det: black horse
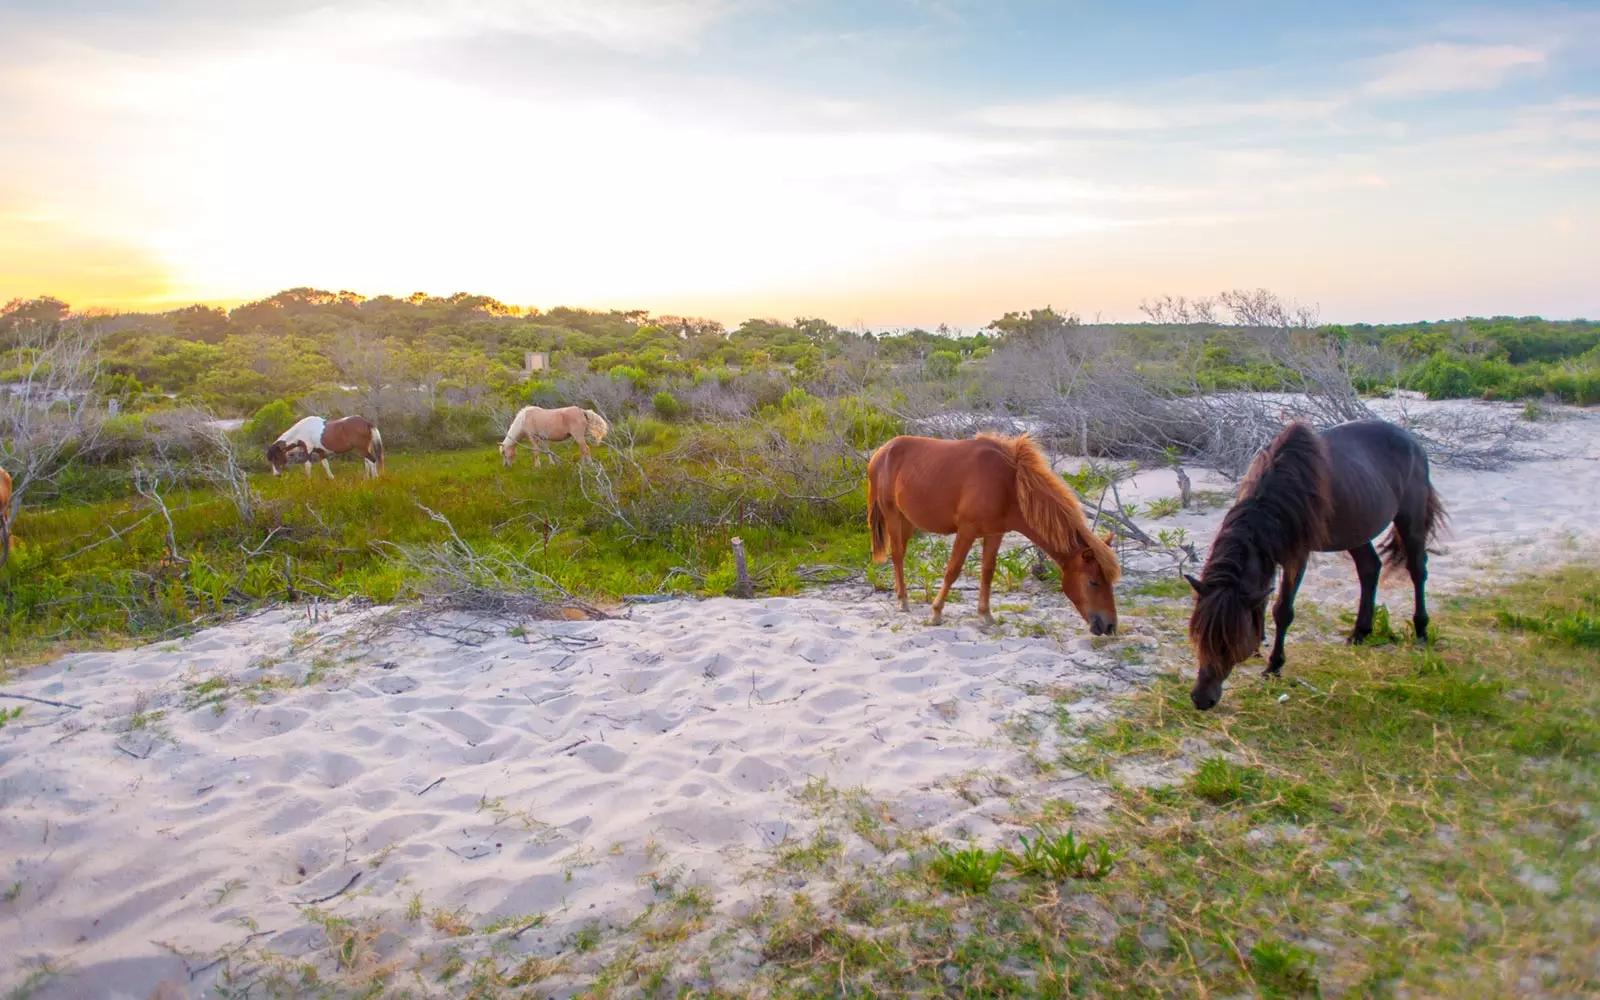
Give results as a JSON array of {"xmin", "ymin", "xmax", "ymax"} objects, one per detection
[{"xmin": 1187, "ymin": 419, "xmax": 1447, "ymax": 711}]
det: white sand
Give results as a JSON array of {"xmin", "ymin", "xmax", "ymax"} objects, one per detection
[{"xmin": 2, "ymin": 398, "xmax": 1596, "ymax": 998}]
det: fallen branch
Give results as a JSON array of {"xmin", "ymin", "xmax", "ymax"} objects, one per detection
[
  {"xmin": 296, "ymin": 871, "xmax": 361, "ymax": 906},
  {"xmin": 0, "ymin": 692, "xmax": 83, "ymax": 710}
]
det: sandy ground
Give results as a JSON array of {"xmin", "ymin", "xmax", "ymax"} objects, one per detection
[{"xmin": 2, "ymin": 399, "xmax": 1596, "ymax": 998}]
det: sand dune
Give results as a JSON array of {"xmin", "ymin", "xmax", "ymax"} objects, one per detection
[{"xmin": 2, "ymin": 399, "xmax": 1596, "ymax": 998}]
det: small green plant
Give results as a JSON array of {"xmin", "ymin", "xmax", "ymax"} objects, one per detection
[
  {"xmin": 0, "ymin": 706, "xmax": 22, "ymax": 731},
  {"xmin": 405, "ymin": 893, "xmax": 424, "ymax": 922},
  {"xmin": 1250, "ymin": 936, "xmax": 1320, "ymax": 996},
  {"xmin": 3, "ymin": 880, "xmax": 21, "ymax": 903},
  {"xmin": 571, "ymin": 921, "xmax": 602, "ymax": 952},
  {"xmin": 1006, "ymin": 830, "xmax": 1121, "ymax": 880},
  {"xmin": 183, "ymin": 675, "xmax": 232, "ymax": 714},
  {"xmin": 1497, "ymin": 608, "xmax": 1600, "ymax": 648},
  {"xmin": 1189, "ymin": 756, "xmax": 1262, "ymax": 807},
  {"xmin": 1133, "ymin": 575, "xmax": 1191, "ymax": 599},
  {"xmin": 208, "ymin": 878, "xmax": 247, "ymax": 907},
  {"xmin": 1142, "ymin": 496, "xmax": 1182, "ymax": 519},
  {"xmin": 651, "ymin": 390, "xmax": 682, "ymax": 420},
  {"xmin": 929, "ymin": 844, "xmax": 1006, "ymax": 894}
]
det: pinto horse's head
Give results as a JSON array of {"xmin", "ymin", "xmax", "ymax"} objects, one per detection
[
  {"xmin": 1186, "ymin": 571, "xmax": 1272, "ymax": 711},
  {"xmin": 1060, "ymin": 530, "xmax": 1120, "ymax": 636},
  {"xmin": 266, "ymin": 440, "xmax": 307, "ymax": 476}
]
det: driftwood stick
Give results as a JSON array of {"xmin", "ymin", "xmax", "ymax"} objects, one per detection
[
  {"xmin": 0, "ymin": 692, "xmax": 83, "ymax": 710},
  {"xmin": 730, "ymin": 536, "xmax": 755, "ymax": 598}
]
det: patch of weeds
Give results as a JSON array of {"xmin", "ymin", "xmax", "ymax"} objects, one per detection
[
  {"xmin": 1143, "ymin": 496, "xmax": 1182, "ymax": 519},
  {"xmin": 929, "ymin": 844, "xmax": 1006, "ymax": 894},
  {"xmin": 1005, "ymin": 829, "xmax": 1120, "ymax": 880},
  {"xmin": 429, "ymin": 907, "xmax": 473, "ymax": 937},
  {"xmin": 0, "ymin": 705, "xmax": 23, "ymax": 731},
  {"xmin": 1133, "ymin": 575, "xmax": 1191, "ymax": 599},
  {"xmin": 404, "ymin": 893, "xmax": 423, "ymax": 922},
  {"xmin": 571, "ymin": 920, "xmax": 603, "ymax": 953},
  {"xmin": 1250, "ymin": 936, "xmax": 1321, "ymax": 997},
  {"xmin": 1376, "ymin": 670, "xmax": 1502, "ymax": 718},
  {"xmin": 182, "ymin": 675, "xmax": 233, "ymax": 714},
  {"xmin": 1497, "ymin": 608, "xmax": 1600, "ymax": 648},
  {"xmin": 3, "ymin": 880, "xmax": 21, "ymax": 903},
  {"xmin": 208, "ymin": 877, "xmax": 247, "ymax": 907},
  {"xmin": 1189, "ymin": 757, "xmax": 1264, "ymax": 807},
  {"xmin": 774, "ymin": 828, "xmax": 843, "ymax": 872},
  {"xmin": 481, "ymin": 911, "xmax": 544, "ymax": 935}
]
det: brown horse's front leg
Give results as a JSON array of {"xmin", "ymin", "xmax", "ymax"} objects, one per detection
[
  {"xmin": 978, "ymin": 534, "xmax": 1002, "ymax": 625},
  {"xmin": 930, "ymin": 530, "xmax": 976, "ymax": 625}
]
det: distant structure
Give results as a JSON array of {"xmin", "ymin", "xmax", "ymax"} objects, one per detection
[{"xmin": 523, "ymin": 351, "xmax": 550, "ymax": 379}]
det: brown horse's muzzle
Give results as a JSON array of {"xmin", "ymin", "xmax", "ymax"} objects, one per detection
[{"xmin": 1089, "ymin": 614, "xmax": 1116, "ymax": 636}]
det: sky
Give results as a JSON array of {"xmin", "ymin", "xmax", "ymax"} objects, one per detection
[{"xmin": 0, "ymin": 0, "xmax": 1596, "ymax": 328}]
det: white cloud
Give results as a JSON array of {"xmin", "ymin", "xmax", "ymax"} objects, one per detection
[
  {"xmin": 1360, "ymin": 43, "xmax": 1544, "ymax": 97},
  {"xmin": 973, "ymin": 96, "xmax": 1340, "ymax": 131}
]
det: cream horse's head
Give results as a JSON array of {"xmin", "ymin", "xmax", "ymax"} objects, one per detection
[
  {"xmin": 499, "ymin": 437, "xmax": 518, "ymax": 468},
  {"xmin": 584, "ymin": 410, "xmax": 610, "ymax": 443}
]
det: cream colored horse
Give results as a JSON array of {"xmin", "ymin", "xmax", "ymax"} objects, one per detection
[{"xmin": 500, "ymin": 406, "xmax": 610, "ymax": 468}]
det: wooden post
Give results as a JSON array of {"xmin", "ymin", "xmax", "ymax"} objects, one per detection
[
  {"xmin": 1176, "ymin": 465, "xmax": 1192, "ymax": 509},
  {"xmin": 730, "ymin": 537, "xmax": 754, "ymax": 598}
]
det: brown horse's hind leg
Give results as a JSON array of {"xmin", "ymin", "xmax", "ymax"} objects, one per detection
[
  {"xmin": 930, "ymin": 528, "xmax": 977, "ymax": 625},
  {"xmin": 1266, "ymin": 557, "xmax": 1306, "ymax": 675},
  {"xmin": 889, "ymin": 517, "xmax": 911, "ymax": 613},
  {"xmin": 978, "ymin": 534, "xmax": 1002, "ymax": 625},
  {"xmin": 1347, "ymin": 543, "xmax": 1381, "ymax": 644}
]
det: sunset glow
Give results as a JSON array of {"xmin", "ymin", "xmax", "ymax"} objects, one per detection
[{"xmin": 2, "ymin": 1, "xmax": 1597, "ymax": 325}]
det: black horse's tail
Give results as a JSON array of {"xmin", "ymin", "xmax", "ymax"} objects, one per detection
[{"xmin": 1380, "ymin": 482, "xmax": 1447, "ymax": 573}]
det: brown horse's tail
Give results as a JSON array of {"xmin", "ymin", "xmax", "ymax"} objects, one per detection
[
  {"xmin": 369, "ymin": 425, "xmax": 384, "ymax": 475},
  {"xmin": 867, "ymin": 447, "xmax": 889, "ymax": 563},
  {"xmin": 1009, "ymin": 435, "xmax": 1120, "ymax": 583}
]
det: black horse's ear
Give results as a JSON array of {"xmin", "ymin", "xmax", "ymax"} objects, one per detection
[{"xmin": 1185, "ymin": 574, "xmax": 1206, "ymax": 594}]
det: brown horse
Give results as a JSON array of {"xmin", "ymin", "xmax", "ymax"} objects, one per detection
[
  {"xmin": 867, "ymin": 433, "xmax": 1121, "ymax": 633},
  {"xmin": 1187, "ymin": 419, "xmax": 1446, "ymax": 711},
  {"xmin": 266, "ymin": 415, "xmax": 385, "ymax": 478},
  {"xmin": 500, "ymin": 405, "xmax": 610, "ymax": 468},
  {"xmin": 0, "ymin": 464, "xmax": 12, "ymax": 558}
]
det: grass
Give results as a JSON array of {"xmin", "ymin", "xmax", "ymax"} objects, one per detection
[
  {"xmin": 0, "ymin": 436, "xmax": 875, "ymax": 667},
  {"xmin": 734, "ymin": 565, "xmax": 1600, "ymax": 998}
]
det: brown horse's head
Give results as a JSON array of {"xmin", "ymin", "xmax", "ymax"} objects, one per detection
[
  {"xmin": 1060, "ymin": 530, "xmax": 1119, "ymax": 636},
  {"xmin": 1186, "ymin": 570, "xmax": 1273, "ymax": 710}
]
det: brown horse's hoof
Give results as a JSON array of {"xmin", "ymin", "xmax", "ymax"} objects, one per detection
[
  {"xmin": 980, "ymin": 613, "xmax": 995, "ymax": 626},
  {"xmin": 928, "ymin": 611, "xmax": 943, "ymax": 626}
]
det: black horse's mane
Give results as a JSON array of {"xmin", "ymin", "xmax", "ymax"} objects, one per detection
[{"xmin": 1189, "ymin": 422, "xmax": 1333, "ymax": 664}]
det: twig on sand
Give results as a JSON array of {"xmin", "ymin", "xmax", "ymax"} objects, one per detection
[
  {"xmin": 0, "ymin": 692, "xmax": 83, "ymax": 710},
  {"xmin": 296, "ymin": 871, "xmax": 361, "ymax": 906},
  {"xmin": 416, "ymin": 777, "xmax": 446, "ymax": 796},
  {"xmin": 508, "ymin": 917, "xmax": 546, "ymax": 940}
]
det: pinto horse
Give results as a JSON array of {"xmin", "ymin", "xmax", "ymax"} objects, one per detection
[
  {"xmin": 500, "ymin": 406, "xmax": 610, "ymax": 468},
  {"xmin": 266, "ymin": 415, "xmax": 385, "ymax": 479},
  {"xmin": 867, "ymin": 433, "xmax": 1121, "ymax": 633},
  {"xmin": 1187, "ymin": 419, "xmax": 1446, "ymax": 711}
]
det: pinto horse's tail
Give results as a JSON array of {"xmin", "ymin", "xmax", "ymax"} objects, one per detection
[
  {"xmin": 866, "ymin": 444, "xmax": 889, "ymax": 563},
  {"xmin": 370, "ymin": 426, "xmax": 385, "ymax": 475}
]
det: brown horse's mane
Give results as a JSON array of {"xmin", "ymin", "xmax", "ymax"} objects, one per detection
[
  {"xmin": 979, "ymin": 432, "xmax": 1121, "ymax": 583},
  {"xmin": 1189, "ymin": 421, "xmax": 1332, "ymax": 663}
]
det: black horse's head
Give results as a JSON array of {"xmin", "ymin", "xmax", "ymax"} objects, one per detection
[{"xmin": 1186, "ymin": 570, "xmax": 1271, "ymax": 711}]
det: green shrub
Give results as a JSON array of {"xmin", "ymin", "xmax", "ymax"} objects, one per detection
[
  {"xmin": 925, "ymin": 350, "xmax": 961, "ymax": 380},
  {"xmin": 652, "ymin": 391, "xmax": 683, "ymax": 421},
  {"xmin": 245, "ymin": 399, "xmax": 297, "ymax": 449}
]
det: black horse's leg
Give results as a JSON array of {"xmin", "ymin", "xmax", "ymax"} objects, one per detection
[
  {"xmin": 1399, "ymin": 517, "xmax": 1431, "ymax": 643},
  {"xmin": 1266, "ymin": 557, "xmax": 1307, "ymax": 676},
  {"xmin": 1347, "ymin": 542, "xmax": 1381, "ymax": 645}
]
